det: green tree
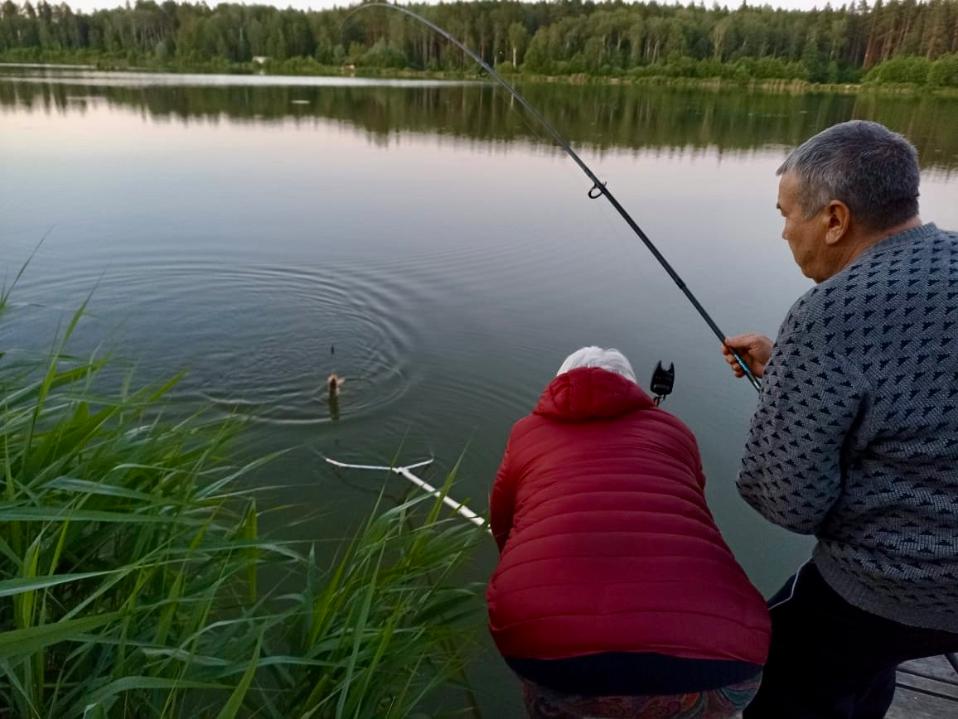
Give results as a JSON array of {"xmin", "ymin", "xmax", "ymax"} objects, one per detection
[
  {"xmin": 2, "ymin": 0, "xmax": 957, "ymax": 83},
  {"xmin": 507, "ymin": 20, "xmax": 527, "ymax": 68},
  {"xmin": 928, "ymin": 52, "xmax": 958, "ymax": 86}
]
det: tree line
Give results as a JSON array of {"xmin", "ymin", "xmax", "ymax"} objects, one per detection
[{"xmin": 1, "ymin": 0, "xmax": 957, "ymax": 85}]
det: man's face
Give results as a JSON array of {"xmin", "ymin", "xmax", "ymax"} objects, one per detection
[{"xmin": 777, "ymin": 172, "xmax": 831, "ymax": 282}]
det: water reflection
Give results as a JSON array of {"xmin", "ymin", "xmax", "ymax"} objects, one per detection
[
  {"xmin": 3, "ymin": 66, "xmax": 957, "ymax": 719},
  {"xmin": 2, "ymin": 69, "xmax": 956, "ymax": 172}
]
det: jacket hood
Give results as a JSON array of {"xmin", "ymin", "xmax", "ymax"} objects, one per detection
[{"xmin": 534, "ymin": 366, "xmax": 654, "ymax": 421}]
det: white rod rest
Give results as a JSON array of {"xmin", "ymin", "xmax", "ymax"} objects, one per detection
[{"xmin": 324, "ymin": 456, "xmax": 489, "ymax": 530}]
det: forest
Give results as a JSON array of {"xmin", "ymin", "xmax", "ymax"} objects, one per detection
[{"xmin": 1, "ymin": 0, "xmax": 957, "ymax": 85}]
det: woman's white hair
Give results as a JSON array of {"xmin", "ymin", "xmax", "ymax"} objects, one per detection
[{"xmin": 557, "ymin": 346, "xmax": 637, "ymax": 384}]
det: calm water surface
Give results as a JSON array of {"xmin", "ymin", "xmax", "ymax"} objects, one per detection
[{"xmin": 2, "ymin": 66, "xmax": 957, "ymax": 715}]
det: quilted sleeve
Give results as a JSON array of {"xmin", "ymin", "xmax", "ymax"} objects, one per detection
[{"xmin": 489, "ymin": 438, "xmax": 518, "ymax": 553}]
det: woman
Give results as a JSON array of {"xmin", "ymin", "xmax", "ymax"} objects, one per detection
[{"xmin": 487, "ymin": 347, "xmax": 770, "ymax": 719}]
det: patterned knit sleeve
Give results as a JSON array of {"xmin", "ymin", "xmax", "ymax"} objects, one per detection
[{"xmin": 737, "ymin": 293, "xmax": 868, "ymax": 535}]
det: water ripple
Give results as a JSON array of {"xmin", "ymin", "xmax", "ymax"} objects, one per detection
[{"xmin": 12, "ymin": 255, "xmax": 422, "ymax": 426}]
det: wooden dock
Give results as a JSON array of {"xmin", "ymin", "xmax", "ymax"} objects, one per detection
[
  {"xmin": 728, "ymin": 656, "xmax": 958, "ymax": 718},
  {"xmin": 890, "ymin": 655, "xmax": 958, "ymax": 718}
]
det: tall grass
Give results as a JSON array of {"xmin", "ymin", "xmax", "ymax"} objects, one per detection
[{"xmin": 0, "ymin": 297, "xmax": 484, "ymax": 718}]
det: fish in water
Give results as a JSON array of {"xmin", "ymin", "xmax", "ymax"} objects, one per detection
[{"xmin": 327, "ymin": 373, "xmax": 345, "ymax": 398}]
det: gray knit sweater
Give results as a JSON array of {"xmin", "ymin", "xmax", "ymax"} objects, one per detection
[{"xmin": 739, "ymin": 223, "xmax": 958, "ymax": 633}]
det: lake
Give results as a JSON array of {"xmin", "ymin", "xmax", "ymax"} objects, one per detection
[{"xmin": 2, "ymin": 65, "xmax": 957, "ymax": 715}]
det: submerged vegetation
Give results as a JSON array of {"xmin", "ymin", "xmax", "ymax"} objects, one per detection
[
  {"xmin": 1, "ymin": 0, "xmax": 958, "ymax": 89},
  {"xmin": 0, "ymin": 285, "xmax": 484, "ymax": 716}
]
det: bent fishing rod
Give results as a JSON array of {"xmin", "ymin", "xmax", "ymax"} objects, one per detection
[{"xmin": 350, "ymin": 3, "xmax": 761, "ymax": 392}]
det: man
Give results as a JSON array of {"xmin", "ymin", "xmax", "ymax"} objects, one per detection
[{"xmin": 722, "ymin": 120, "xmax": 958, "ymax": 718}]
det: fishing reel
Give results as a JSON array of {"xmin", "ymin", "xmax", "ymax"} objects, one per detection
[{"xmin": 650, "ymin": 362, "xmax": 675, "ymax": 407}]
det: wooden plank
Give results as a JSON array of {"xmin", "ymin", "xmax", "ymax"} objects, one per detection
[
  {"xmin": 888, "ymin": 686, "xmax": 958, "ymax": 719},
  {"xmin": 724, "ymin": 658, "xmax": 958, "ymax": 719},
  {"xmin": 896, "ymin": 672, "xmax": 958, "ymax": 700},
  {"xmin": 900, "ymin": 655, "xmax": 958, "ymax": 686}
]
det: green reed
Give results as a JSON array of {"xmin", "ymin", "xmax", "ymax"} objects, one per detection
[{"xmin": 0, "ymin": 297, "xmax": 485, "ymax": 718}]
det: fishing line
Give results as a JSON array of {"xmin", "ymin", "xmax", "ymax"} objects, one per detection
[{"xmin": 347, "ymin": 3, "xmax": 762, "ymax": 392}]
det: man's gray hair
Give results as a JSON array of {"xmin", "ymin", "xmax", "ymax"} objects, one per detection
[
  {"xmin": 778, "ymin": 120, "xmax": 920, "ymax": 230},
  {"xmin": 557, "ymin": 346, "xmax": 637, "ymax": 384}
]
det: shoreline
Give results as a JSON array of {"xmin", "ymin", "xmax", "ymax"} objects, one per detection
[{"xmin": 2, "ymin": 57, "xmax": 957, "ymax": 98}]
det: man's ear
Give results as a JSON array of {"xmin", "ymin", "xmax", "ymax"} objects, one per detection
[{"xmin": 823, "ymin": 200, "xmax": 851, "ymax": 246}]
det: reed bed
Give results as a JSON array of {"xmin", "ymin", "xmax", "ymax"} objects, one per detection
[{"xmin": 0, "ymin": 292, "xmax": 484, "ymax": 718}]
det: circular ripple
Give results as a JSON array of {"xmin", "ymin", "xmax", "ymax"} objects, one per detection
[{"xmin": 13, "ymin": 254, "xmax": 421, "ymax": 426}]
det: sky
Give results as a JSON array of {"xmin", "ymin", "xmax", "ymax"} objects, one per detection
[{"xmin": 62, "ymin": 0, "xmax": 840, "ymax": 15}]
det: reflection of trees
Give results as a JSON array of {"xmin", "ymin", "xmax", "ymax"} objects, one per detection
[{"xmin": 1, "ymin": 77, "xmax": 956, "ymax": 171}]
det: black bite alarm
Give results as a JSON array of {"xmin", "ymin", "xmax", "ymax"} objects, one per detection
[{"xmin": 650, "ymin": 362, "xmax": 675, "ymax": 406}]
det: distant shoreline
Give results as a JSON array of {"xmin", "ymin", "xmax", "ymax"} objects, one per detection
[{"xmin": 3, "ymin": 59, "xmax": 956, "ymax": 98}]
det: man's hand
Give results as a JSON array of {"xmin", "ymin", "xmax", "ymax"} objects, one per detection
[{"xmin": 722, "ymin": 333, "xmax": 773, "ymax": 379}]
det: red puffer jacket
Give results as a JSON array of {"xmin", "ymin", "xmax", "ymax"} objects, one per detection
[{"xmin": 486, "ymin": 367, "xmax": 770, "ymax": 665}]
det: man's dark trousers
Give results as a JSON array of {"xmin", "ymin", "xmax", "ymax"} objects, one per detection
[{"xmin": 744, "ymin": 563, "xmax": 958, "ymax": 719}]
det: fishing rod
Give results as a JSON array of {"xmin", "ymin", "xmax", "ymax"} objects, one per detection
[{"xmin": 349, "ymin": 3, "xmax": 762, "ymax": 392}]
